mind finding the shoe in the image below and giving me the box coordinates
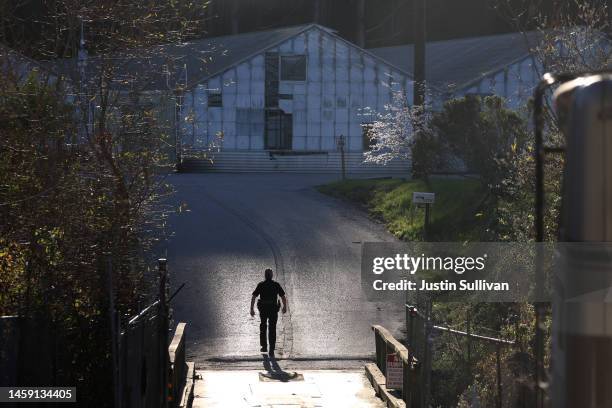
[260,346,267,352]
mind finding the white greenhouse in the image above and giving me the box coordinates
[47,24,559,175]
[174,24,415,175]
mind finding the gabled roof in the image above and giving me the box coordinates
[47,24,416,92]
[369,31,542,94]
[165,24,321,88]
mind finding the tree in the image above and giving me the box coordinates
[432,95,529,189]
[0,2,210,405]
[363,92,528,186]
[493,0,610,242]
[362,90,430,168]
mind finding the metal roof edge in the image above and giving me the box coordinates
[448,52,536,95]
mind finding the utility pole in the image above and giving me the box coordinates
[314,0,323,24]
[355,0,366,48]
[230,0,240,34]
[413,0,426,107]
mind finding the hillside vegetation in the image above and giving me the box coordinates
[318,177,490,241]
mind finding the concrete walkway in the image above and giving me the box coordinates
[192,367,384,407]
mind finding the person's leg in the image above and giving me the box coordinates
[268,312,278,352]
[259,310,268,351]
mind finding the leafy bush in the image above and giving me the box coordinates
[424,95,529,187]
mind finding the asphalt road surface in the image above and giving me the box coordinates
[165,173,405,364]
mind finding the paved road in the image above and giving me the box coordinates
[165,173,404,364]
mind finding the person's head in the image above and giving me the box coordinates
[264,268,273,281]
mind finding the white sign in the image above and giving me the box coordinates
[386,353,403,390]
[412,192,435,204]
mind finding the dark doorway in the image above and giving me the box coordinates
[265,110,293,150]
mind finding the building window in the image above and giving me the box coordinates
[280,55,306,81]
[208,92,222,107]
[362,123,375,151]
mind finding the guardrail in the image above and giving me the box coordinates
[371,325,421,408]
[168,323,195,408]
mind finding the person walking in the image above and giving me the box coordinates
[250,268,287,356]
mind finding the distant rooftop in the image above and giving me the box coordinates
[369,31,542,93]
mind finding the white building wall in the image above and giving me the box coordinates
[183,26,413,153]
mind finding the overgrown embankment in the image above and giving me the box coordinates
[318,176,535,407]
[317,177,490,241]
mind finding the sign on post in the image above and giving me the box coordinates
[386,353,403,390]
[412,192,435,204]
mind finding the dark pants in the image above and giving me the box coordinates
[258,304,278,351]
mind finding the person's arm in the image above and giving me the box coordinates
[250,295,256,316]
[251,283,260,317]
[281,295,288,314]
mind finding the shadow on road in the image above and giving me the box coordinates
[260,354,303,382]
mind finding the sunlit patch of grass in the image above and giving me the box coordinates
[317,177,489,241]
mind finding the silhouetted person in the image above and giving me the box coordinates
[250,268,287,355]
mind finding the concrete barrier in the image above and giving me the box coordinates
[168,323,195,408]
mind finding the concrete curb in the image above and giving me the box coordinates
[365,363,406,408]
[179,362,195,408]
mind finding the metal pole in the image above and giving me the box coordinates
[158,259,169,408]
[533,72,582,407]
[422,299,432,408]
[432,325,515,346]
[466,306,472,372]
[496,344,502,408]
[533,74,555,408]
[534,76,548,408]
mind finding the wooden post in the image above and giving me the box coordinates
[337,135,346,180]
[158,259,169,408]
[413,0,426,107]
[424,202,431,240]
